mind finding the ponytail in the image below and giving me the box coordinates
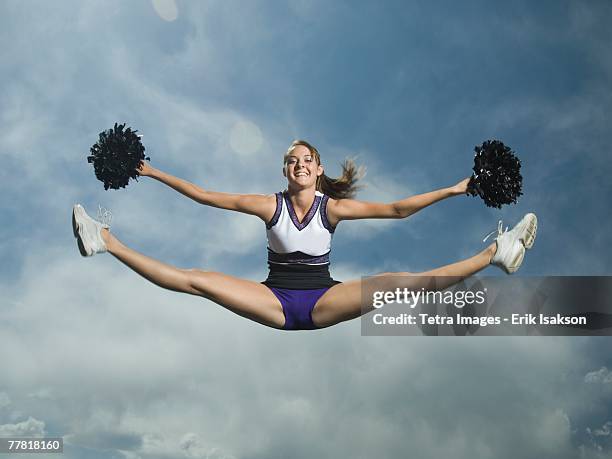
[317,158,365,200]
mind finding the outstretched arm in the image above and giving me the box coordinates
[136,161,276,222]
[327,177,471,225]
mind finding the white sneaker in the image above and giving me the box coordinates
[72,204,112,257]
[508,212,538,249]
[484,213,538,274]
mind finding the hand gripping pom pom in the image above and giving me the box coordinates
[466,139,523,209]
[87,123,150,190]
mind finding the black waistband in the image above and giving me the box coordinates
[261,263,341,290]
[267,249,330,265]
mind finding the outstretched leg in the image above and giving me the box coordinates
[311,243,497,328]
[313,212,538,328]
[100,229,286,329]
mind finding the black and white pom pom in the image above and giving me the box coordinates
[87,123,150,190]
[466,139,523,209]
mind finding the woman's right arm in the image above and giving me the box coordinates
[137,161,276,222]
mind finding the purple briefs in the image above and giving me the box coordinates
[266,287,330,331]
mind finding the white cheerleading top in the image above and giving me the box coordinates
[266,190,335,266]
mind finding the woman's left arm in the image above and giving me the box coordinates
[327,177,471,224]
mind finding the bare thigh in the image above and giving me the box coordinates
[312,246,495,328]
[312,272,431,328]
[310,278,363,328]
[185,270,285,329]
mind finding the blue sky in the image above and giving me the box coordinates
[1,1,612,458]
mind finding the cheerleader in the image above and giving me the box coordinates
[72,140,537,331]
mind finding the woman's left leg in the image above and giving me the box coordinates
[311,243,496,328]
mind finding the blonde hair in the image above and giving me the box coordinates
[284,139,365,200]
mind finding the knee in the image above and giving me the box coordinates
[182,268,215,295]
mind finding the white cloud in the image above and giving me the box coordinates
[585,367,612,384]
[152,0,178,22]
[27,388,56,401]
[593,421,612,437]
[533,409,572,451]
[0,417,46,437]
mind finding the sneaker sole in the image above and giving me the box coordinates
[506,244,525,274]
[72,205,91,257]
[521,213,538,250]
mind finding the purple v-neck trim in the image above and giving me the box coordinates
[283,191,321,231]
[266,192,283,229]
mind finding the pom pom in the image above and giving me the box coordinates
[467,139,523,209]
[87,123,150,190]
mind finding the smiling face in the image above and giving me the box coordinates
[283,143,324,190]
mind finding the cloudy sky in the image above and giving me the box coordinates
[1,0,612,457]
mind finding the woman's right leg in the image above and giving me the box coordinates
[101,229,286,329]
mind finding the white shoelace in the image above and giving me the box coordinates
[482,220,508,243]
[96,205,113,226]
